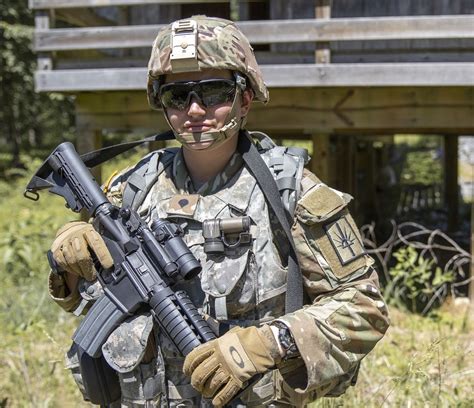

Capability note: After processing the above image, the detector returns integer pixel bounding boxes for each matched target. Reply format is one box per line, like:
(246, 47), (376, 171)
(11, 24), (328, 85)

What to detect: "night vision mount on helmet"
(147, 16), (269, 145)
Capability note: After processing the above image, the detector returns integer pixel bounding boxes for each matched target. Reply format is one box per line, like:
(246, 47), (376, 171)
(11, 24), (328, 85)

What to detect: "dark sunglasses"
(158, 78), (237, 110)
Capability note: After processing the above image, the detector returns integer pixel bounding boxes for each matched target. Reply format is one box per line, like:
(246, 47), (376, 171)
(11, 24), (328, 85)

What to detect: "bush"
(384, 246), (454, 314)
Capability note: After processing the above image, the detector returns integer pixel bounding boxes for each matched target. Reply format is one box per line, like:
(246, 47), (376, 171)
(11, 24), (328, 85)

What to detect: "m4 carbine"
(25, 142), (216, 405)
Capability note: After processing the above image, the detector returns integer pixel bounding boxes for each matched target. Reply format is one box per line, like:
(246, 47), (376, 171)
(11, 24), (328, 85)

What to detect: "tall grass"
(1, 150), (472, 407)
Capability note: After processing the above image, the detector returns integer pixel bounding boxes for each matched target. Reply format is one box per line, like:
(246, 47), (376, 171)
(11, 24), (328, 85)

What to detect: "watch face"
(274, 322), (298, 358)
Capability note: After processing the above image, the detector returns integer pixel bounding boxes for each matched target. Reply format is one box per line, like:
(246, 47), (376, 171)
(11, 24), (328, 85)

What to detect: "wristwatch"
(47, 249), (65, 277)
(271, 321), (299, 359)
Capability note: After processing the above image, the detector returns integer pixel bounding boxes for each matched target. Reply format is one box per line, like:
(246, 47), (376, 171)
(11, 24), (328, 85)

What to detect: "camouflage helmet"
(147, 15), (269, 109)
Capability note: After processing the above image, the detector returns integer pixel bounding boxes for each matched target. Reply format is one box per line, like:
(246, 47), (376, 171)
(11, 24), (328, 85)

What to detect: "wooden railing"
(30, 0), (227, 8)
(34, 16), (474, 51)
(30, 0), (474, 91)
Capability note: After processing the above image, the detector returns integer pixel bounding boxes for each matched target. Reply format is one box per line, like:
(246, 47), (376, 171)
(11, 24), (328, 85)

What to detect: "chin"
(184, 141), (215, 150)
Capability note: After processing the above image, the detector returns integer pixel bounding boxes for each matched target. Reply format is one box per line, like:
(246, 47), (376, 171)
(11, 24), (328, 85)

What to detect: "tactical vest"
(101, 132), (310, 407)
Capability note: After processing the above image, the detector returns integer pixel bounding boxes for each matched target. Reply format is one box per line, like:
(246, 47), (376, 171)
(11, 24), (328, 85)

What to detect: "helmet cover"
(147, 15), (269, 109)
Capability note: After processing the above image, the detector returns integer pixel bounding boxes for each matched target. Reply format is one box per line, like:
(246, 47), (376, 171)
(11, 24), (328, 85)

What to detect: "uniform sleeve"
(276, 171), (390, 397)
(48, 271), (82, 313)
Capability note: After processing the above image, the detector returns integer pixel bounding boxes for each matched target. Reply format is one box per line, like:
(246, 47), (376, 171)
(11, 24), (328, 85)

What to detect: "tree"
(0, 0), (74, 170)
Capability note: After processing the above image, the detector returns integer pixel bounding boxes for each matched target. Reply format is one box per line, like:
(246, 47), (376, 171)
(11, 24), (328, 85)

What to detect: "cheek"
(166, 109), (184, 126)
(211, 104), (233, 124)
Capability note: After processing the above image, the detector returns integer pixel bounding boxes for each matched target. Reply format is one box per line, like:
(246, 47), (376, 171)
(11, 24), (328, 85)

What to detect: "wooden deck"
(29, 0), (474, 238)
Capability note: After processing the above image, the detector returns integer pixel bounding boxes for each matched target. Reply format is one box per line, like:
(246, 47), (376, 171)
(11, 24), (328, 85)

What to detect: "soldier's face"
(163, 69), (252, 150)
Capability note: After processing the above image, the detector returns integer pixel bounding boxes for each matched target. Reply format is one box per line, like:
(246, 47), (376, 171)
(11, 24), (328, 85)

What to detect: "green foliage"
(0, 150), (472, 406)
(311, 307), (473, 408)
(0, 1), (75, 170)
(384, 246), (454, 313)
(0, 149), (149, 405)
(394, 135), (443, 186)
(400, 149), (443, 185)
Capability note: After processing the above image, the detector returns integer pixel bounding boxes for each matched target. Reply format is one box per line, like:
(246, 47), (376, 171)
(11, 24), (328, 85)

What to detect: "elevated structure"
(30, 0), (473, 230)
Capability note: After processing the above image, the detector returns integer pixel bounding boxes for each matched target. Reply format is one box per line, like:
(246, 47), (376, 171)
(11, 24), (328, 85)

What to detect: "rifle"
(24, 142), (216, 405)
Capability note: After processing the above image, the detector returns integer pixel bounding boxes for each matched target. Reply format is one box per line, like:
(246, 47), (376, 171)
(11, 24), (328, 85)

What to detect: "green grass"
(0, 149), (146, 407)
(311, 303), (474, 407)
(1, 149), (473, 407)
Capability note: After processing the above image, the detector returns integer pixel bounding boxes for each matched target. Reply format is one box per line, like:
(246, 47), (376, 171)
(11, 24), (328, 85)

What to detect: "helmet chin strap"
(164, 87), (244, 148)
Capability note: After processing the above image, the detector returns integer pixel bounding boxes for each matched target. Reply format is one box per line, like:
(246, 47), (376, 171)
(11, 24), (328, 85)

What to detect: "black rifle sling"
(238, 131), (303, 313)
(79, 129), (304, 313)
(80, 130), (175, 168)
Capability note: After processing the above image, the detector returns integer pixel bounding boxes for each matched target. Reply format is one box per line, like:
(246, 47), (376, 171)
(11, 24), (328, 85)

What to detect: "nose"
(187, 95), (206, 117)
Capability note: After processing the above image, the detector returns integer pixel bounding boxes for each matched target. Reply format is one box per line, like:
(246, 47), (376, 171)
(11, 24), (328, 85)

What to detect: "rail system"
(30, 0), (474, 92)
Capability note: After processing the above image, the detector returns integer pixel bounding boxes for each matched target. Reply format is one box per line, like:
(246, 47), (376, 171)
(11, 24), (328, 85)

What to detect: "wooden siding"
(34, 16), (474, 51)
(29, 0), (227, 9)
(73, 87), (473, 134)
(35, 63), (474, 92)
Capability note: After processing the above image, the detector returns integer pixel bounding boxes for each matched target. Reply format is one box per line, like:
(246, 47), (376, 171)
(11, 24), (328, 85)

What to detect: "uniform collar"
(172, 148), (244, 196)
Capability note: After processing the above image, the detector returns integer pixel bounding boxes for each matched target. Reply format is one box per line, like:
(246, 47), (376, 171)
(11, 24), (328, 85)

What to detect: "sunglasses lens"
(200, 81), (235, 107)
(160, 80), (236, 110)
(160, 84), (191, 110)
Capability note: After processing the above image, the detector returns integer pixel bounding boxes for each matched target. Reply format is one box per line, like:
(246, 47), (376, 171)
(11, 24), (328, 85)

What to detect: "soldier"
(48, 16), (389, 407)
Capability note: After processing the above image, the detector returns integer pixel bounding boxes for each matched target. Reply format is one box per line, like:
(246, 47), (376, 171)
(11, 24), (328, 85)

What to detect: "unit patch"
(324, 215), (365, 265)
(167, 194), (200, 217)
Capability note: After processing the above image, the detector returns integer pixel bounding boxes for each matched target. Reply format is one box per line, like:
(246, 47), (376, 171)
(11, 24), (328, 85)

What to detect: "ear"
(240, 89), (254, 117)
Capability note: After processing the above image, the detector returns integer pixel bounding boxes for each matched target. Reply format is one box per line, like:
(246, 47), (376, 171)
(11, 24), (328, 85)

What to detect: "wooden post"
(354, 138), (377, 225)
(444, 135), (459, 232)
(311, 134), (330, 184)
(315, 0), (331, 64)
(341, 136), (355, 197)
(35, 10), (53, 71)
(470, 200), (474, 303)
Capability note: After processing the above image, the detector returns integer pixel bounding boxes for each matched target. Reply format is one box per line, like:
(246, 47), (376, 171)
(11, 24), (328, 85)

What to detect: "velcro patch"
(313, 211), (367, 280)
(167, 194), (200, 217)
(324, 216), (365, 265)
(298, 184), (350, 224)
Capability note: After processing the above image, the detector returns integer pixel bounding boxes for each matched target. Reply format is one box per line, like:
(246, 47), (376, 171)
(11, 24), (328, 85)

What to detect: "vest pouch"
(296, 184), (352, 225)
(201, 246), (257, 319)
(102, 314), (154, 373)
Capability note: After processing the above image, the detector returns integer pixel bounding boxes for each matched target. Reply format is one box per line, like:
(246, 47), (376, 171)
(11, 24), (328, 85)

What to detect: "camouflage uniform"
(48, 15), (389, 408)
(50, 136), (389, 407)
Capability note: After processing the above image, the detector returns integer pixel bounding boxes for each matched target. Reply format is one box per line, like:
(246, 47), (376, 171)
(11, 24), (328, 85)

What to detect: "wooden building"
(30, 0), (473, 230)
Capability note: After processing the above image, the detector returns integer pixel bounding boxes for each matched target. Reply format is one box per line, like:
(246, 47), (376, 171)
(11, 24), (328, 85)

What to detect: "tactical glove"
(51, 221), (113, 281)
(183, 325), (281, 407)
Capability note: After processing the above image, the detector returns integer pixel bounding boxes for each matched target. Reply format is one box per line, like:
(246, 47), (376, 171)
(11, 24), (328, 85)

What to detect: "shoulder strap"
(238, 130), (303, 313)
(249, 131), (308, 218)
(122, 148), (178, 210)
(79, 129), (304, 312)
(80, 130), (175, 168)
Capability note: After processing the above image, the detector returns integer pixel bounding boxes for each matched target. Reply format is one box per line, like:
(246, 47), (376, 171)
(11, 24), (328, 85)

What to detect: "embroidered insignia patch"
(323, 216), (365, 265)
(167, 194), (200, 217)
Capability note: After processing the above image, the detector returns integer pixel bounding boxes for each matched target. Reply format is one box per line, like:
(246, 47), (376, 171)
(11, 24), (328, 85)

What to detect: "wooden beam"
(34, 64), (474, 91)
(30, 0), (228, 9)
(73, 87), (474, 134)
(444, 135), (459, 232)
(55, 8), (116, 27)
(470, 200), (474, 303)
(34, 16), (474, 51)
(53, 47), (474, 70)
(315, 0), (331, 64)
(311, 134), (330, 184)
(35, 10), (53, 71)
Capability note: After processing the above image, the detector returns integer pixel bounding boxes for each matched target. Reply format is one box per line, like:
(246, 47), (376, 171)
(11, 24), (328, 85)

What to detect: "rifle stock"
(25, 142), (216, 404)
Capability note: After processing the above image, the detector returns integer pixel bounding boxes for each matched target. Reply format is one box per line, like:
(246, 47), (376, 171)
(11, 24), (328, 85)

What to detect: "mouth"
(184, 123), (212, 132)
